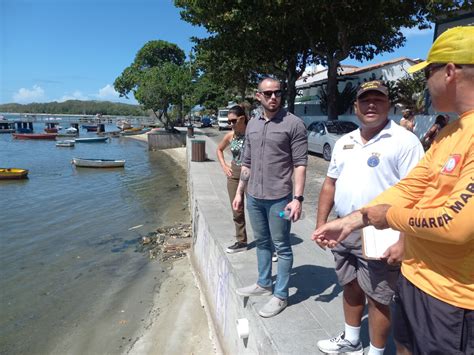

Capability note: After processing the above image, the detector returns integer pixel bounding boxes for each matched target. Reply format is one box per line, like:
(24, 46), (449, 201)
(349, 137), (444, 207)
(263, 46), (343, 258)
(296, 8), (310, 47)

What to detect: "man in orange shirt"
(312, 26), (473, 354)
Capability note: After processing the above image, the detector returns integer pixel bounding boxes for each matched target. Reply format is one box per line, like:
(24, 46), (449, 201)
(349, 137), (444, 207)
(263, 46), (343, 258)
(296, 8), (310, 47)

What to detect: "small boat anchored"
(13, 133), (57, 140)
(74, 137), (109, 143)
(72, 158), (125, 168)
(56, 140), (75, 147)
(0, 168), (29, 180)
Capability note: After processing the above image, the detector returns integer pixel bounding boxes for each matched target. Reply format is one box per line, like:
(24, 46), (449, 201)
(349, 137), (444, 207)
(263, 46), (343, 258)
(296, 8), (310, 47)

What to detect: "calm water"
(0, 120), (189, 354)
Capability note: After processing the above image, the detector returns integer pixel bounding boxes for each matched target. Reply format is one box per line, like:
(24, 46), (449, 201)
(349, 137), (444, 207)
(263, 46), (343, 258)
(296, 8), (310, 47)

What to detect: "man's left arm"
(286, 119), (308, 221)
(285, 165), (306, 221)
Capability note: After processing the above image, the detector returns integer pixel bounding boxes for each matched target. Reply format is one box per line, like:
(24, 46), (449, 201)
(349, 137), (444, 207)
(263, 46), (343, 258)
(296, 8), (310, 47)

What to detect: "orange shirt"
(369, 110), (474, 309)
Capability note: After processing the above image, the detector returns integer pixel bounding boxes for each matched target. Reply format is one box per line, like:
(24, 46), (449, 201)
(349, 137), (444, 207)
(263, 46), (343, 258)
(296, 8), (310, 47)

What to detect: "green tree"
(300, 0), (470, 120)
(114, 40), (190, 129)
(175, 0), (314, 113)
(391, 71), (427, 113)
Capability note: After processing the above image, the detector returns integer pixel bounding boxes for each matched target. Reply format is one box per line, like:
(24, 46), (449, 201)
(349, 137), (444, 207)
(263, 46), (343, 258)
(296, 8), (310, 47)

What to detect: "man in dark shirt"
(233, 77), (308, 317)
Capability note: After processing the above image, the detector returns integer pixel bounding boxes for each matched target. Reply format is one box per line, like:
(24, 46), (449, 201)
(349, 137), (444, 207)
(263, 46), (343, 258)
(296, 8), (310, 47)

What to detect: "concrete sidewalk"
(187, 132), (393, 354)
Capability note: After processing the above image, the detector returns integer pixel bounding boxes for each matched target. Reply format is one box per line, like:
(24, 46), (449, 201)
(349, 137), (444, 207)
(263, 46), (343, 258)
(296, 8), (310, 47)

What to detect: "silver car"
(307, 121), (358, 161)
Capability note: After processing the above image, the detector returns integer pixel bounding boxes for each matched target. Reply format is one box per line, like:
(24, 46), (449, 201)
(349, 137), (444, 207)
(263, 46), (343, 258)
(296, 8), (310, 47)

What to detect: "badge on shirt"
(343, 144), (354, 150)
(367, 153), (380, 167)
(441, 154), (462, 175)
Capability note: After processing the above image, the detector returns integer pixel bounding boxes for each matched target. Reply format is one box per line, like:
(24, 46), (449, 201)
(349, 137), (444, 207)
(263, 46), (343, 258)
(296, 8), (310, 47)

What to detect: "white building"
(294, 57), (420, 125)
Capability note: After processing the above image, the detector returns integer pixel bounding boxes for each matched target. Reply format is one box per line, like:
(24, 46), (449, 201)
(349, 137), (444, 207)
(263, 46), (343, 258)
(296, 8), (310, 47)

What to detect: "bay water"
(0, 118), (189, 354)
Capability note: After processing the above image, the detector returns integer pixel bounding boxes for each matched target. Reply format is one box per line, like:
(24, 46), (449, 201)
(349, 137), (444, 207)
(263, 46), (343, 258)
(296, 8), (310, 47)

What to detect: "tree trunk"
(327, 57), (339, 120)
(286, 56), (297, 114)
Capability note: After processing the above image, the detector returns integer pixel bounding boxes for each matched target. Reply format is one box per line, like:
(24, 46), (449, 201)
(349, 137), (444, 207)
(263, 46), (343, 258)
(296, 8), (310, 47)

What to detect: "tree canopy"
(114, 40), (191, 129)
(175, 0), (470, 119)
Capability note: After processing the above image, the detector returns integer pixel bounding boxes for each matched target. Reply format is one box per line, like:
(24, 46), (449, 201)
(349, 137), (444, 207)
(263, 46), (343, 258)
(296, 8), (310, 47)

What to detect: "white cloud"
(59, 91), (88, 102)
(13, 85), (46, 103)
(97, 84), (120, 99)
(401, 26), (433, 38)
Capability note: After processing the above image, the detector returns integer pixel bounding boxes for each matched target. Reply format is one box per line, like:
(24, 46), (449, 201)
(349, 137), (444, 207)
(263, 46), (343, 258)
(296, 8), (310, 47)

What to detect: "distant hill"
(0, 100), (147, 116)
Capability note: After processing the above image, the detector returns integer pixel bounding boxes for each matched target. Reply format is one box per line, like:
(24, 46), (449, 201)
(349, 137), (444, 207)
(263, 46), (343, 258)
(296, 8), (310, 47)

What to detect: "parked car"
(307, 121), (358, 161)
(217, 108), (230, 130)
(201, 116), (212, 128)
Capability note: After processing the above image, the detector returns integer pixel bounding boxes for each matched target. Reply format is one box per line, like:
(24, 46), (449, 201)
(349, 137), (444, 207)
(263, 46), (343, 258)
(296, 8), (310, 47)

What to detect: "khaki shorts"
(332, 232), (400, 305)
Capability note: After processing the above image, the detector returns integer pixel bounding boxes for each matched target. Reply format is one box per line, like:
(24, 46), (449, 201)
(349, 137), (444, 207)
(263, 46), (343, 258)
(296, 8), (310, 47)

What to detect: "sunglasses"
(259, 90), (282, 98)
(227, 119), (237, 125)
(424, 64), (446, 80)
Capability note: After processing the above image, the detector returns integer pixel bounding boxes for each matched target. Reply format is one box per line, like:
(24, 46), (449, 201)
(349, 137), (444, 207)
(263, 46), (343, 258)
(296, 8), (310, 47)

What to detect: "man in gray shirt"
(233, 77), (307, 317)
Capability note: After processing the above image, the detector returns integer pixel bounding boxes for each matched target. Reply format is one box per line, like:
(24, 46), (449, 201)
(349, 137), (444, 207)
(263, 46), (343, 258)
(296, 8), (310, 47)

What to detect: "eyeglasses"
(424, 64), (446, 80)
(227, 119), (237, 125)
(259, 90), (282, 98)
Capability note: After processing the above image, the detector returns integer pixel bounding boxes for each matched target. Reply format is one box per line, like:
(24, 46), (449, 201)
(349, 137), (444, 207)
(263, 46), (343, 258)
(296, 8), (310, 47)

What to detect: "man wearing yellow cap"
(312, 26), (474, 354)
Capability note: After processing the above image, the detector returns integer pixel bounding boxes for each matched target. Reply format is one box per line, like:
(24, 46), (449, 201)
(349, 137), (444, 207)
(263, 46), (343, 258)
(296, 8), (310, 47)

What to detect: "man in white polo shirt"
(314, 81), (424, 355)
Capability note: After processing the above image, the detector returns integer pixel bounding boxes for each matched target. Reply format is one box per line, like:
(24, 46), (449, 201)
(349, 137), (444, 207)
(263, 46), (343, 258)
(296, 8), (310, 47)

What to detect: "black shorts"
(393, 274), (474, 354)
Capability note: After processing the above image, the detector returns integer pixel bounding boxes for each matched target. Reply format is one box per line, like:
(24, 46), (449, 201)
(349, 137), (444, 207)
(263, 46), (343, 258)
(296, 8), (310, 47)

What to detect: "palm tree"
(392, 72), (426, 113)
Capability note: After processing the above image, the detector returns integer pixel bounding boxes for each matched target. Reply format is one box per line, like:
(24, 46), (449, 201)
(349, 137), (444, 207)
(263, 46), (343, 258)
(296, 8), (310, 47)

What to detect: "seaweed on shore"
(139, 223), (191, 262)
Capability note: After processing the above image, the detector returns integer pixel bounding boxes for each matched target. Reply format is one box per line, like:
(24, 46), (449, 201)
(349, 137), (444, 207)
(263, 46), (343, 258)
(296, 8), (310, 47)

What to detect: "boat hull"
(0, 168), (29, 180)
(56, 140), (75, 147)
(13, 133), (57, 140)
(74, 137), (109, 143)
(72, 158), (125, 168)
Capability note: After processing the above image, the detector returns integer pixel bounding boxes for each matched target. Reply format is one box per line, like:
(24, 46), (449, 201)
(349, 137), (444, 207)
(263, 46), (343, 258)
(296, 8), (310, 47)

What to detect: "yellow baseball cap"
(408, 26), (474, 74)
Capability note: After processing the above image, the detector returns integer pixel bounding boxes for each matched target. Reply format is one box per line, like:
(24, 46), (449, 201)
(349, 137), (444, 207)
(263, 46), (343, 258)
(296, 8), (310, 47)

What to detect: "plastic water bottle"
(278, 210), (305, 221)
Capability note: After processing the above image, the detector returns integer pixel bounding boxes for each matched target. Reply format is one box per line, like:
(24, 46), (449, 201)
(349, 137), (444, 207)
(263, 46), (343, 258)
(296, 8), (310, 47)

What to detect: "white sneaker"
(317, 331), (363, 354)
(236, 283), (272, 297)
(258, 296), (288, 318)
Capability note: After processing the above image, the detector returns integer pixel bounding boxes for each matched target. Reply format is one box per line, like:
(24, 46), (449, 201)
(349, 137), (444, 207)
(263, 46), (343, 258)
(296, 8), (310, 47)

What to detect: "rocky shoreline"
(139, 223), (192, 262)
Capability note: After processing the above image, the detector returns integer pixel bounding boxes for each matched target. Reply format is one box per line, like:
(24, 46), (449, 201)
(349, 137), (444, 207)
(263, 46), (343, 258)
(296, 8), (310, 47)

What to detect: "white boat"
(74, 137), (109, 143)
(56, 140), (75, 147)
(65, 127), (77, 133)
(72, 158), (125, 168)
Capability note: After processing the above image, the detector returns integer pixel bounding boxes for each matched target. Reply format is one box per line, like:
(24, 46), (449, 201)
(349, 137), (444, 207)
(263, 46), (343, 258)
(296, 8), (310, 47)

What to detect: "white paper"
(362, 226), (400, 259)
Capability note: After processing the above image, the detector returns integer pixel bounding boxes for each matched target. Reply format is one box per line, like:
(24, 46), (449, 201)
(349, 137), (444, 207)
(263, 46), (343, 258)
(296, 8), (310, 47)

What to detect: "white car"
(307, 121), (358, 161)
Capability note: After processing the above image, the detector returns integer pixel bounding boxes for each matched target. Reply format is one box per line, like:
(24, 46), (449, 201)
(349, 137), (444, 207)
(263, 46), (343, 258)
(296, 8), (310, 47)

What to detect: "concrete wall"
(147, 130), (187, 151)
(186, 136), (275, 354)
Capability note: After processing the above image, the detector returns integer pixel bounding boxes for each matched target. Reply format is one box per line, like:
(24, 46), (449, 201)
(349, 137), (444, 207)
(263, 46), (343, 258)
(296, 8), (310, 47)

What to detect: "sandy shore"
(124, 133), (216, 354)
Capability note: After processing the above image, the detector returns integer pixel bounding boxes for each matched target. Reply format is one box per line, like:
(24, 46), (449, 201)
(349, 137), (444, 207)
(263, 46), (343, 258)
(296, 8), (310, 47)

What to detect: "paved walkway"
(188, 130), (395, 354)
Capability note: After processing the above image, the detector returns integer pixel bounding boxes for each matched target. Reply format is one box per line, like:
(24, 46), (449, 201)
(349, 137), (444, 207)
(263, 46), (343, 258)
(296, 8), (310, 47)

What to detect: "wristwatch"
(293, 195), (304, 202)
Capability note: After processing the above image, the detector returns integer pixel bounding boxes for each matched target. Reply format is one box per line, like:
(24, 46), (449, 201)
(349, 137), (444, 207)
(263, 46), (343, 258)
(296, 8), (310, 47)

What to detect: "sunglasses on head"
(259, 90), (282, 98)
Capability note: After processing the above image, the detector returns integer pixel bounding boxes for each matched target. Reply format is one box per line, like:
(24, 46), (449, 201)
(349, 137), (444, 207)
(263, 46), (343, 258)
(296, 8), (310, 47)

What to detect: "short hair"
(258, 77), (281, 91)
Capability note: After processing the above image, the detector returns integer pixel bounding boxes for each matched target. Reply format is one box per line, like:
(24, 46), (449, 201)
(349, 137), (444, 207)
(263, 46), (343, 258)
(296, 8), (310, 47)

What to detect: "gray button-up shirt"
(242, 108), (308, 199)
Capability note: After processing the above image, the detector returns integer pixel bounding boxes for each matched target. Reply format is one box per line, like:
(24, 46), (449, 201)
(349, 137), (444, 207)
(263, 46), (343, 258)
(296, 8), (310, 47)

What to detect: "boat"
(81, 124), (98, 132)
(65, 127), (78, 134)
(0, 168), (29, 180)
(74, 137), (109, 143)
(56, 140), (75, 147)
(120, 128), (151, 136)
(13, 133), (57, 140)
(0, 119), (15, 133)
(117, 120), (132, 131)
(72, 158), (125, 168)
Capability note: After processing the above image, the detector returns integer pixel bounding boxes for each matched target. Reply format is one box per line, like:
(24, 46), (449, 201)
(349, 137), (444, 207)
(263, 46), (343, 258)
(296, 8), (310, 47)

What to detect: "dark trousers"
(227, 163), (247, 243)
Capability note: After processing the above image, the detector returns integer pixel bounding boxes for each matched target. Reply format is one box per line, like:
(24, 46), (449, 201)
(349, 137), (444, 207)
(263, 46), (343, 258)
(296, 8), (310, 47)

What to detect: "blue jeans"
(246, 193), (293, 299)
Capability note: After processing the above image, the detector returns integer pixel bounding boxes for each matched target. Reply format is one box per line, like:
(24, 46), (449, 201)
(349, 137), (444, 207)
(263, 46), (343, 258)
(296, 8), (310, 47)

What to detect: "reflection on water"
(0, 122), (189, 354)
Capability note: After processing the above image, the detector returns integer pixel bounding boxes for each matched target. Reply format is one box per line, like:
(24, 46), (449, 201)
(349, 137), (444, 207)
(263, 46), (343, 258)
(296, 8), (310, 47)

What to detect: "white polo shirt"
(328, 120), (424, 217)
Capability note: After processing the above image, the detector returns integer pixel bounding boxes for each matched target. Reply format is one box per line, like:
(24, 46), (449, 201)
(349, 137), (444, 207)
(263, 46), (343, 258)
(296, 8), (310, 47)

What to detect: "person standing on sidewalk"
(399, 109), (415, 132)
(312, 26), (474, 354)
(315, 80), (424, 355)
(216, 105), (249, 253)
(232, 77), (308, 318)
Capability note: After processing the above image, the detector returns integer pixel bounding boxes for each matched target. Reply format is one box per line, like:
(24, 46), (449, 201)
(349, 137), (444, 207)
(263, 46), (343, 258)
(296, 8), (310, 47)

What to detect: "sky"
(0, 0), (436, 106)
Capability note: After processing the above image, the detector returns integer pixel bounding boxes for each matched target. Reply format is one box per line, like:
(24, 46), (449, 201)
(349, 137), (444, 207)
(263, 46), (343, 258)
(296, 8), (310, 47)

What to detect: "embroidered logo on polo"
(367, 153), (381, 167)
(441, 154), (461, 175)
